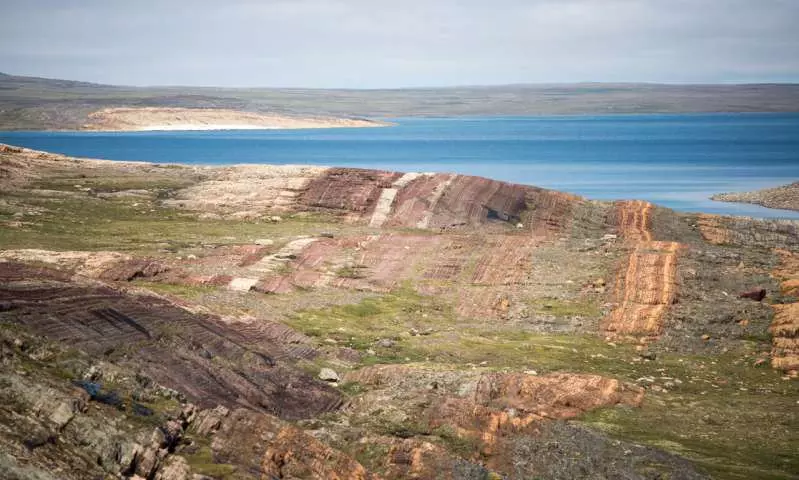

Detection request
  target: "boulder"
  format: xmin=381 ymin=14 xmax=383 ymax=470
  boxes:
xmin=739 ymin=288 xmax=766 ymax=301
xmin=319 ymin=368 xmax=340 ymax=383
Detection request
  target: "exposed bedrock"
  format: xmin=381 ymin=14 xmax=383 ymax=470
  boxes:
xmin=0 ymin=261 xmax=341 ymax=419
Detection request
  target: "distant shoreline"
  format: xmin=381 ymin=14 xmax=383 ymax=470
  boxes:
xmin=80 ymin=107 xmax=391 ymax=132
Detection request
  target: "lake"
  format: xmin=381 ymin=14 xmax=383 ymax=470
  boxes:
xmin=2 ymin=113 xmax=799 ymax=218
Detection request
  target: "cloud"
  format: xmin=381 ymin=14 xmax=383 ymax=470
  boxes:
xmin=0 ymin=0 xmax=797 ymax=87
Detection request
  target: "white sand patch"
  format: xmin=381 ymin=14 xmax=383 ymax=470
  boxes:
xmin=135 ymin=124 xmax=281 ymax=131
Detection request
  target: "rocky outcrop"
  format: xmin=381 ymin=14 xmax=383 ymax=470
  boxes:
xmin=603 ymin=241 xmax=681 ymax=338
xmin=711 ymin=181 xmax=799 ymax=212
xmin=612 ymin=200 xmax=654 ymax=242
xmin=770 ymin=249 xmax=799 ymax=372
xmin=262 ymin=427 xmax=382 ymax=480
xmin=346 ymin=365 xmax=642 ymax=456
xmin=0 ymin=261 xmax=340 ymax=418
xmin=697 ymin=214 xmax=799 ymax=249
xmin=0 ymin=324 xmax=376 ymax=480
xmin=0 ymin=249 xmax=167 ymax=281
xmin=384 ymin=438 xmax=492 ymax=480
xmin=604 ymin=201 xmax=682 ymax=339
xmin=163 ymin=164 xmax=328 ymax=214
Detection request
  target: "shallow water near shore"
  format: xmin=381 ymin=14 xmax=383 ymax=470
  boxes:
xmin=2 ymin=113 xmax=799 ymax=219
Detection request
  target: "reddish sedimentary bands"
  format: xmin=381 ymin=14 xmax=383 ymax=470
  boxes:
xmin=603 ymin=201 xmax=682 ymax=338
xmin=470 ymin=235 xmax=539 ymax=285
xmin=176 ymin=162 xmax=582 ymax=233
xmin=300 ymin=168 xmax=402 ymax=221
xmin=0 ymin=261 xmax=340 ymax=419
xmin=610 ymin=200 xmax=653 ymax=242
xmin=603 ymin=241 xmax=681 ymax=338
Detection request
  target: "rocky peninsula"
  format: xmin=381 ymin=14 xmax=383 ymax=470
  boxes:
xmin=712 ymin=182 xmax=799 ymax=212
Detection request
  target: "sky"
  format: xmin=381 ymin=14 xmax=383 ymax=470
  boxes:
xmin=1 ymin=0 xmax=798 ymax=88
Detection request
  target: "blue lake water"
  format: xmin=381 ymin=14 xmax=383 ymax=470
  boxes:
xmin=2 ymin=113 xmax=799 ymax=219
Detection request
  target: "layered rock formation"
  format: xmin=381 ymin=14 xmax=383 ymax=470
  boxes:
xmin=1 ymin=143 xmax=798 ymax=479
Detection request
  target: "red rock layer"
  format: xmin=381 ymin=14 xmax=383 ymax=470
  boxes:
xmin=604 ymin=200 xmax=682 ymax=339
xmin=299 ymin=168 xmax=581 ymax=236
xmin=299 ymin=168 xmax=401 ymax=221
xmin=525 ymin=189 xmax=580 ymax=237
xmin=613 ymin=200 xmax=654 ymax=242
xmin=470 ymin=235 xmax=538 ymax=285
xmin=602 ymin=241 xmax=681 ymax=338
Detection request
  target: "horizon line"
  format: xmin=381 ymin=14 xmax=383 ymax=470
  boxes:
xmin=3 ymin=71 xmax=799 ymax=91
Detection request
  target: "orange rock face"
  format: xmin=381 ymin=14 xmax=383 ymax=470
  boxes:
xmin=348 ymin=365 xmax=643 ymax=465
xmin=603 ymin=241 xmax=681 ymax=338
xmin=770 ymin=303 xmax=799 ymax=371
xmin=696 ymin=213 xmax=730 ymax=245
xmin=261 ymin=426 xmax=382 ymax=480
xmin=604 ymin=201 xmax=682 ymax=339
xmin=613 ymin=200 xmax=654 ymax=242
xmin=428 ymin=372 xmax=643 ymax=456
xmin=473 ymin=372 xmax=644 ymax=417
xmin=770 ymin=249 xmax=799 ymax=371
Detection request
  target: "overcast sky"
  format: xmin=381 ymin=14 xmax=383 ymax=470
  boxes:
xmin=1 ymin=0 xmax=797 ymax=88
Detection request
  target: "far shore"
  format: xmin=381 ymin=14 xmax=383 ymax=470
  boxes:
xmin=81 ymin=107 xmax=391 ymax=132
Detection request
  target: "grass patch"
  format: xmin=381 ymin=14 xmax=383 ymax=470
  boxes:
xmin=132 ymin=280 xmax=217 ymax=300
xmin=182 ymin=440 xmax=237 ymax=479
xmin=578 ymin=350 xmax=798 ymax=480
xmin=0 ymin=193 xmax=353 ymax=253
xmin=336 ymin=265 xmax=367 ymax=279
xmin=283 ymin=286 xmax=454 ymax=363
xmin=529 ymin=297 xmax=602 ymax=318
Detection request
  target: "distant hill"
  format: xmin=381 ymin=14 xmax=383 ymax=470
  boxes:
xmin=1 ymin=72 xmax=798 ymax=130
